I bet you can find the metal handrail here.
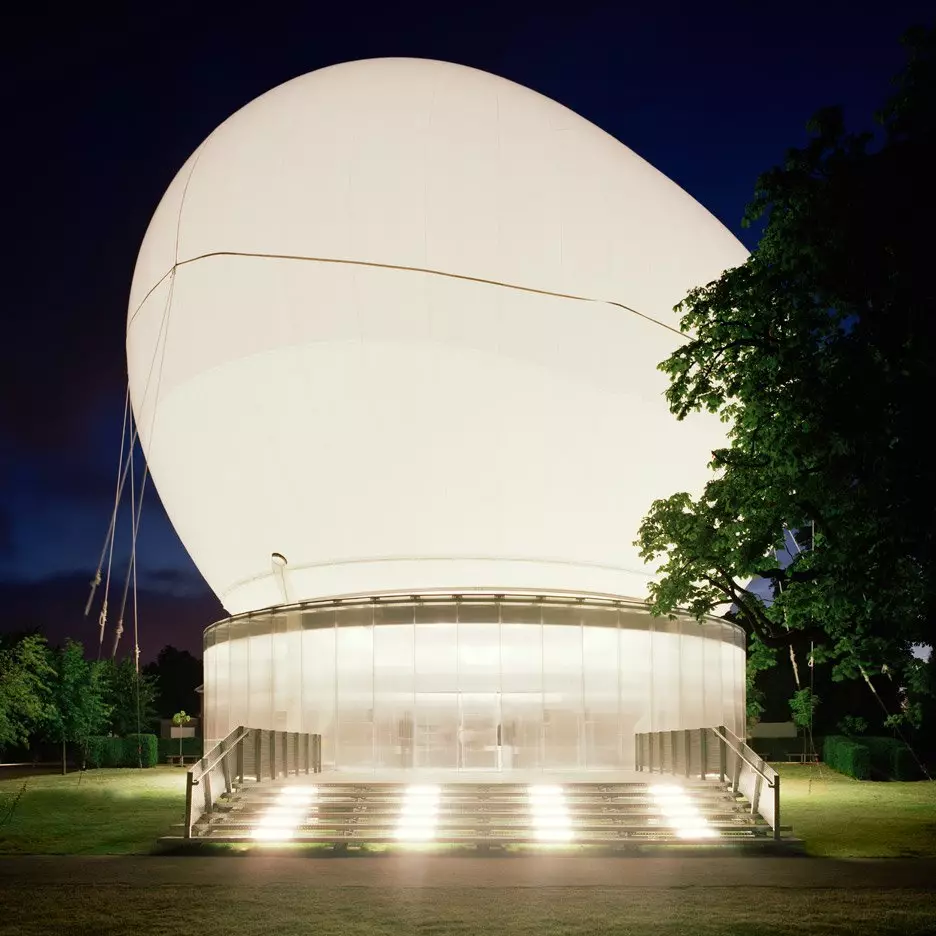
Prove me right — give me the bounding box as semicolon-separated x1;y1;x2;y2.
711;726;778;787
190;726;250;785
183;726;323;838
634;725;783;840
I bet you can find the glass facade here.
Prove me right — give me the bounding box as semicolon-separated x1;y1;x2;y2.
203;595;746;772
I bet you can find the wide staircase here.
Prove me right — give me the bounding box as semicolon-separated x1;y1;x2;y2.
176;725;789;847
189;776;775;845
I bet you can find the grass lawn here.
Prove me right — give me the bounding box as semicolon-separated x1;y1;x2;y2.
0;767;186;854
0;884;934;936
1;763;934;859
774;763;936;857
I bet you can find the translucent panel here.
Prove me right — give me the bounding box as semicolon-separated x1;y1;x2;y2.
227;617;251;730
301;614;336;765
414;622;457;693
335;617;374;767
415;691;458;769
650;619;681;732
679;620;704;729
542;620;583;769
583;624;620;768
501;690;543;769
703;622;724;728
501;621;542;693
457;621;500;693
272;612;302;731
202;598;746;767
374;608;415;769
620;614;653;751
246;620;273;730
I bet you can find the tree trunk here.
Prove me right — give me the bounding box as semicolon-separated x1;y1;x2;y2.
61;739;66;776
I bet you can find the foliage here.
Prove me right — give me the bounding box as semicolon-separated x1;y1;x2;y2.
143;646;201;719
86;734;159;768
171;710;192;727
157;736;203;761
823;735;871;780
0;633;53;751
86;736;125;768
789;687;820;730
745;635;776;727
124;733;158;768
635;28;936;710
44;640;112;770
861;736;921;781
103;657;159;737
838;715;868;737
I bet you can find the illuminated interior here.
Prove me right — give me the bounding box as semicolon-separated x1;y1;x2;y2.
204;596;745;770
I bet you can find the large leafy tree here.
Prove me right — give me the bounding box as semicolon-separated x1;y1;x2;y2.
104;656;160;737
636;27;935;724
0;633;54;751
143;645;201;719
45;640;112;773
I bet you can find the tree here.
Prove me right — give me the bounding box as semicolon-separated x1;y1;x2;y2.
0;633;53;752
45;640;112;774
636;28;936;727
143;646;201;719
104;657;159;737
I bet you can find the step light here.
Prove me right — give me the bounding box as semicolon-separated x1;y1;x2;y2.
251;785;319;841
527;785;573;843
394;785;441;841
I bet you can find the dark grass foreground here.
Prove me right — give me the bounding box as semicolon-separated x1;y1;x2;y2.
0;884;933;936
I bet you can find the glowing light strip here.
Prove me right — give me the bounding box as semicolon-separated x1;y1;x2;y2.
250;785;318;842
394;785;441;842
527;784;573;843
648;783;716;839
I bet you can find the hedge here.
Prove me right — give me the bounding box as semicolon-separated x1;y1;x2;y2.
860;736;920;781
822;735;871;779
125;733;159;768
157;736;203;761
85;734;159;768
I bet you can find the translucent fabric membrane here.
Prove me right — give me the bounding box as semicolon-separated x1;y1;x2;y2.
203;596;745;772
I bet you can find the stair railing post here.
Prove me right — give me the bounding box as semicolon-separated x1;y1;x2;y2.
718;726;727;783
684;730;691;779
304;734;310;775
219;738;232;795
699;729;708;780
773;775;781;841
184;771;195;839
236;731;245;785
254;729;263;782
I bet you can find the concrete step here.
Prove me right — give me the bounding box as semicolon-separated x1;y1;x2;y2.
189;778;776;845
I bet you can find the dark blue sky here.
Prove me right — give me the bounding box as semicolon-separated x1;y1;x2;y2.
2;2;932;658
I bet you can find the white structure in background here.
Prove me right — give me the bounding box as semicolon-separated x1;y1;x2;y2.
127;58;749;772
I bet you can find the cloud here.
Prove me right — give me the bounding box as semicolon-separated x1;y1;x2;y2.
0;572;223;661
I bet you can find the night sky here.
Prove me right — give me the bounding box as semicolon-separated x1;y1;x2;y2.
2;2;932;660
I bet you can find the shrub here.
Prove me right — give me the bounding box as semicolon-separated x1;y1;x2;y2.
85;734;159;768
861;736;920;781
86;736;124;768
157;736;203;761
823;735;871;779
124;733;158;768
